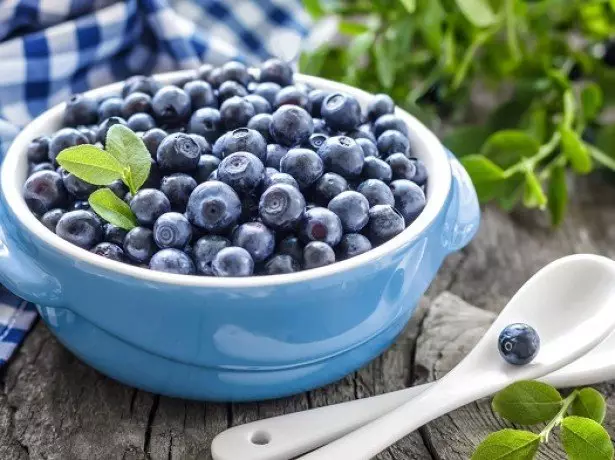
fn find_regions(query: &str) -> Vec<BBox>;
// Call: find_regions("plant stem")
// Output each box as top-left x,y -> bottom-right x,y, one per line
505,0 -> 521,63
452,28 -> 497,90
505,131 -> 561,177
540,390 -> 578,443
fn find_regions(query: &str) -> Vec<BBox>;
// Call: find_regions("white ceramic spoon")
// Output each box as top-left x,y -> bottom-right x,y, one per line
211,254 -> 615,460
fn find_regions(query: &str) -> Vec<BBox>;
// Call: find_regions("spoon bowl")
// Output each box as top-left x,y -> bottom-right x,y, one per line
211,254 -> 615,460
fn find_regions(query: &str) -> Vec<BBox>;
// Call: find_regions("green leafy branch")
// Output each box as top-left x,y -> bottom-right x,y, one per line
56,124 -> 150,230
301,0 -> 615,226
472,380 -> 613,460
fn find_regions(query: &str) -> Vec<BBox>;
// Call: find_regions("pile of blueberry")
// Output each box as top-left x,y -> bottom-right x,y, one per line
22,58 -> 427,277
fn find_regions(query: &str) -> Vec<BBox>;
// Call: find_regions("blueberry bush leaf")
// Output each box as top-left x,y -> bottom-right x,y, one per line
471,430 -> 540,460
56,145 -> 123,185
454,0 -> 497,28
105,124 -> 151,194
547,165 -> 567,226
492,381 -> 563,425
88,188 -> 137,231
581,83 -> 603,121
569,388 -> 607,424
561,416 -> 614,460
480,131 -> 540,169
560,127 -> 592,174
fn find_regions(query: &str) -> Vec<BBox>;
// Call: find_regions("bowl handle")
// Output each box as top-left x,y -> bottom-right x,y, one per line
441,148 -> 480,253
0,220 -> 63,307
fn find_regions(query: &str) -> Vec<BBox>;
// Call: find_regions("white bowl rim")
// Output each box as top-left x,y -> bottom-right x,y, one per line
1,71 -> 452,288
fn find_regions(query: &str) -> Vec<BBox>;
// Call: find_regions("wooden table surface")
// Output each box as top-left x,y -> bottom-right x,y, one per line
0,174 -> 613,460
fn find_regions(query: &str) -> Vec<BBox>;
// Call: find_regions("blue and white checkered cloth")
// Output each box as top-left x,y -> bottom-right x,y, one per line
0,0 -> 310,365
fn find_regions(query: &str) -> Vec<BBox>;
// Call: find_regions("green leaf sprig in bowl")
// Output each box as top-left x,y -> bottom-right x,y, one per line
472,380 -> 613,460
56,124 -> 149,230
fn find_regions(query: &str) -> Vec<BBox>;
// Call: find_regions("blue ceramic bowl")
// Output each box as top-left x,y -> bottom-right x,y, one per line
0,71 -> 480,401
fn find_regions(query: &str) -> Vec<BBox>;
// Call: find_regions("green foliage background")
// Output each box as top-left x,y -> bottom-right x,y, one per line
300,0 -> 615,225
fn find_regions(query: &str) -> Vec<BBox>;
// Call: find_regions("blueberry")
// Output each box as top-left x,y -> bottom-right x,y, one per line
106,180 -> 127,198
328,191 -> 370,232
377,130 -> 410,157
263,172 -> 299,190
336,233 -> 372,260
317,136 -> 364,178
220,96 -> 255,130
188,133 -> 212,156
104,223 -> 128,246
386,153 -> 416,181
127,113 -> 156,132
149,248 -> 195,274
64,94 -> 98,126
207,67 -> 225,88
265,144 -> 288,169
98,97 -> 123,121
196,154 -> 221,182
141,128 -> 168,158
362,157 -> 392,183
303,133 -> 328,152
356,138 -> 379,158
312,118 -> 329,134
252,82 -> 281,106
212,246 -> 254,277
270,105 -> 313,147
232,222 -> 275,262
29,162 -> 54,174
186,181 -> 242,232
122,75 -> 160,97
156,133 -> 200,172
130,189 -> 171,226
61,170 -> 98,199
196,63 -> 215,82
91,242 -> 125,262
188,107 -> 222,144
367,205 -> 405,244
410,158 -> 428,186
313,172 -> 348,204
211,132 -> 229,159
77,126 -> 98,144
23,170 -> 67,214
280,148 -> 323,189
193,235 -> 231,275
347,126 -> 377,143
274,85 -> 312,112
143,158 -> 162,189
221,60 -> 251,87
303,241 -> 335,269
321,92 -> 361,132
27,136 -> 50,163
56,210 -> 103,249
264,254 -> 300,274
152,86 -> 191,126
121,92 -> 152,118
259,58 -> 293,86
498,323 -> 540,365
41,208 -> 65,232
357,179 -> 395,207
277,235 -> 304,263
183,80 -> 217,109
160,173 -> 197,211
72,200 -> 91,211
299,207 -> 342,246
308,89 -> 329,118
367,94 -> 395,122
153,212 -> 192,249
49,128 -> 89,163
247,114 -> 273,143
245,94 -> 272,114
208,170 -> 218,181
218,152 -> 265,192
219,128 -> 267,162
123,227 -> 156,263
218,80 -> 248,103
97,117 -> 127,146
390,180 -> 426,224
373,114 -> 409,138
259,183 -> 306,230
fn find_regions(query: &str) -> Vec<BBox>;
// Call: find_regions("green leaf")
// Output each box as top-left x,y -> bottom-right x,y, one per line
520,108 -> 547,144
588,145 -> 615,172
561,416 -> 614,460
338,21 -> 369,36
56,145 -> 123,186
88,188 -> 137,231
471,430 -> 540,460
481,130 -> 540,169
455,0 -> 497,28
492,381 -> 562,425
560,127 -> 592,174
547,68 -> 570,91
569,388 -> 607,423
443,125 -> 491,157
461,155 -> 507,180
580,83 -> 603,122
302,0 -> 325,18
595,124 -> 615,159
547,165 -> 567,227
398,0 -> 416,14
523,169 -> 547,210
374,37 -> 395,89
347,32 -> 375,62
417,0 -> 444,53
105,124 -> 151,194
